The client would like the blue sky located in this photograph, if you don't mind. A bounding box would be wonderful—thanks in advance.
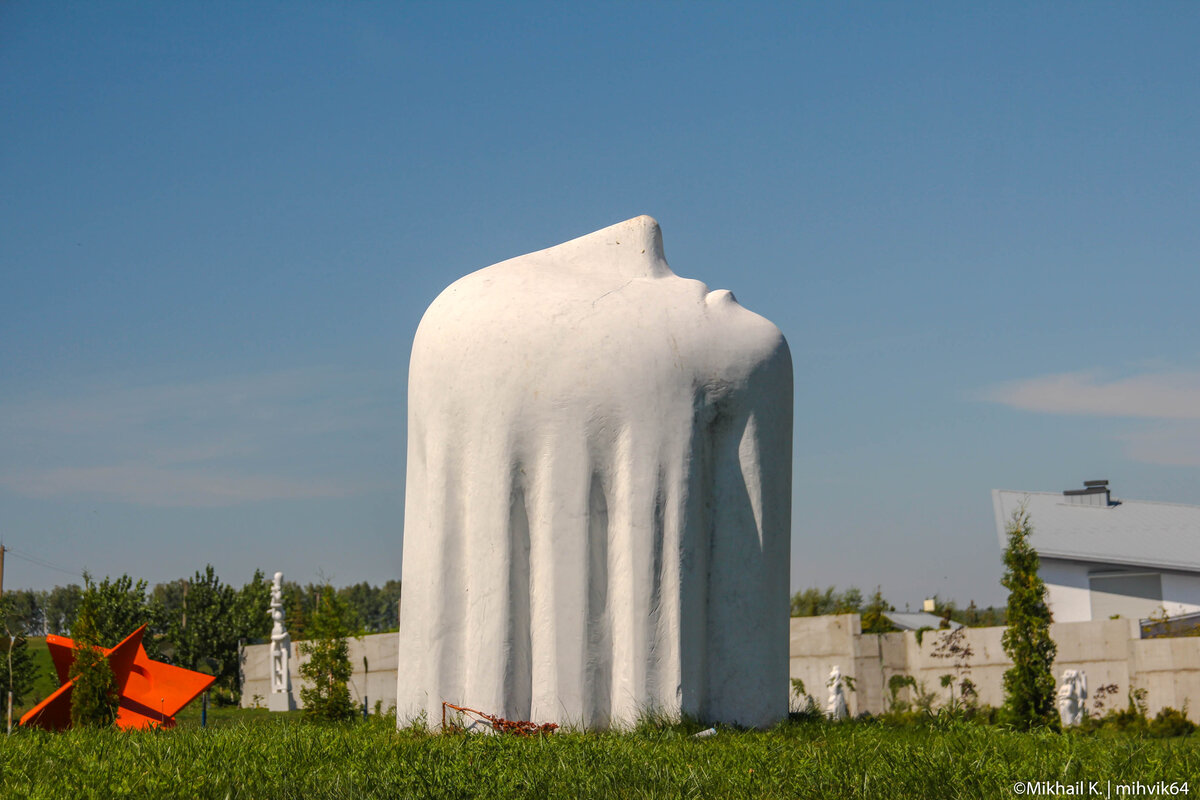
[2,3,1198,608]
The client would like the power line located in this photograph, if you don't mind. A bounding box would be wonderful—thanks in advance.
[3,546,82,578]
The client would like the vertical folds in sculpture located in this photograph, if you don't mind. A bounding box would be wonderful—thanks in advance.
[1057,669,1087,727]
[397,216,793,729]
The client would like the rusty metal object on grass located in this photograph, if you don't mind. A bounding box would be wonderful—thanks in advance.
[441,701,558,736]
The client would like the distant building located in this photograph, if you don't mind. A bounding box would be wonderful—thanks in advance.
[992,481,1200,623]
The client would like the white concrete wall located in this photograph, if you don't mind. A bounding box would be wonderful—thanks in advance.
[240,633,399,713]
[1043,560,1200,623]
[788,615,1200,720]
[1041,558,1092,622]
[786,613,864,715]
[242,616,1200,723]
[1160,570,1200,617]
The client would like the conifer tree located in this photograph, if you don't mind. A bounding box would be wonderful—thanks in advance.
[298,585,358,721]
[69,576,120,728]
[1000,507,1058,729]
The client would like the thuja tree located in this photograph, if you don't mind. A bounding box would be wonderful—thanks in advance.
[69,576,120,728]
[298,585,358,721]
[1000,507,1058,729]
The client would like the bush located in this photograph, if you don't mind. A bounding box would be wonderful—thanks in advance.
[211,685,240,708]
[1148,707,1195,739]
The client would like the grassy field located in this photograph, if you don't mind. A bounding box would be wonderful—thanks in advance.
[0,715,1196,799]
[18,638,58,717]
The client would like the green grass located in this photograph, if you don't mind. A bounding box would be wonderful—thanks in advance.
[18,638,58,716]
[172,703,305,729]
[0,717,1196,799]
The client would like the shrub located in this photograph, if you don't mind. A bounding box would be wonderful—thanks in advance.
[1148,706,1195,739]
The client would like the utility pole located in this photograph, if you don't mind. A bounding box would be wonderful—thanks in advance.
[1,542,8,734]
[6,635,13,736]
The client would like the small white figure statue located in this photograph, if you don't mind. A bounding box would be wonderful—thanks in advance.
[1057,669,1087,727]
[826,665,849,721]
[268,571,295,711]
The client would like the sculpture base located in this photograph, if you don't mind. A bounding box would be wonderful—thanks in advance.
[268,691,295,712]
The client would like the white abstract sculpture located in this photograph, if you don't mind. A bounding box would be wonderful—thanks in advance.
[396,216,792,730]
[825,666,849,720]
[1057,669,1087,727]
[268,571,295,712]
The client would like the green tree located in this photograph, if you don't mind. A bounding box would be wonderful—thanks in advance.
[157,567,273,702]
[379,579,402,631]
[926,595,1006,628]
[233,570,272,644]
[1000,507,1058,729]
[790,586,863,617]
[69,577,119,728]
[298,584,358,721]
[5,590,44,637]
[861,587,898,633]
[44,584,82,636]
[340,581,391,633]
[0,596,37,721]
[81,574,162,658]
[281,580,314,640]
[169,565,238,690]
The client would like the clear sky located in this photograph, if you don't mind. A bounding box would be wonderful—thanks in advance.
[3,3,1198,609]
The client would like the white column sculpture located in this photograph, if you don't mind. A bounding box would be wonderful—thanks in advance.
[1057,669,1087,727]
[396,215,793,730]
[268,571,295,712]
[826,665,849,721]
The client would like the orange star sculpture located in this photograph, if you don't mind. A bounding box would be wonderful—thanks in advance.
[20,625,215,730]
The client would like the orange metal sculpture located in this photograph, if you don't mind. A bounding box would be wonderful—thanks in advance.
[19,625,215,730]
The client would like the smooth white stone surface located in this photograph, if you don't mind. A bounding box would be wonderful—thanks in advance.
[826,665,848,720]
[1057,669,1087,727]
[396,216,792,729]
[269,570,295,711]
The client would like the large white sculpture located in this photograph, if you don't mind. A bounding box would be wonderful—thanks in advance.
[268,571,295,712]
[396,216,793,729]
[1057,669,1087,727]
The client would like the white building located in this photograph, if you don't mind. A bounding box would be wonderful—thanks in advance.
[992,481,1200,623]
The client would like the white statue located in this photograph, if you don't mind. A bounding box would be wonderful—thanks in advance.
[826,666,849,721]
[396,216,793,730]
[1057,669,1087,727]
[268,571,295,712]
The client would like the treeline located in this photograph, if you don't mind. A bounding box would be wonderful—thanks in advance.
[790,586,1006,631]
[5,573,402,641]
[2,568,401,704]
[277,579,402,640]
